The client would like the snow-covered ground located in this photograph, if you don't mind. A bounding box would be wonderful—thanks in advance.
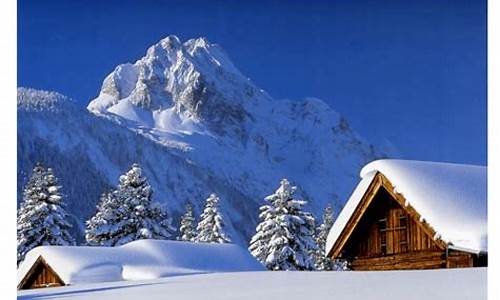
[18,268,486,300]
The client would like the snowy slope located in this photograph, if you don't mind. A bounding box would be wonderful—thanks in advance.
[18,36,389,244]
[17,268,486,300]
[18,88,259,244]
[18,240,263,285]
[326,160,487,254]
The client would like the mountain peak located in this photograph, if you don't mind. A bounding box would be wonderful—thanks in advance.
[160,35,182,49]
[88,35,269,136]
[185,36,209,50]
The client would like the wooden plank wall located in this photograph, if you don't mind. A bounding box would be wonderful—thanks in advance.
[352,251,446,270]
[351,250,473,271]
[352,197,440,259]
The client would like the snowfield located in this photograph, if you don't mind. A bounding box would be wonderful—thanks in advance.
[18,268,486,300]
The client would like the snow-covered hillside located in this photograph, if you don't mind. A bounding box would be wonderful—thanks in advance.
[18,35,389,244]
[17,268,486,300]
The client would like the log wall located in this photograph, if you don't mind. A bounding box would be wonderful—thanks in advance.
[351,250,473,271]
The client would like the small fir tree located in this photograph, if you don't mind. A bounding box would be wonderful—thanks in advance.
[249,178,317,271]
[17,163,75,264]
[314,204,336,270]
[177,202,197,242]
[84,191,121,246]
[85,163,175,246]
[194,194,231,243]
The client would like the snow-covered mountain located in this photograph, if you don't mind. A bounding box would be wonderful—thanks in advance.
[18,35,389,244]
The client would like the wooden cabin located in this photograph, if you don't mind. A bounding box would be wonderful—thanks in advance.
[326,159,487,271]
[17,256,65,289]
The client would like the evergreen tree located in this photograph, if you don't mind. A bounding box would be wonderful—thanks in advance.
[17,163,75,264]
[85,163,175,246]
[314,204,336,270]
[84,191,120,246]
[249,178,317,271]
[177,202,197,242]
[194,194,231,243]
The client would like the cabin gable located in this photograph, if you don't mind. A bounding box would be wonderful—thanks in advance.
[18,256,65,290]
[340,186,442,260]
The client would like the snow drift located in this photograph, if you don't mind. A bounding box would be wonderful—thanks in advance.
[17,239,264,286]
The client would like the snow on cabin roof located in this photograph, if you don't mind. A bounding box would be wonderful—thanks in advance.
[326,159,487,255]
[17,239,264,286]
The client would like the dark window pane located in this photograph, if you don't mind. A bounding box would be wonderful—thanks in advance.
[379,218,387,229]
[400,230,407,242]
[399,215,407,227]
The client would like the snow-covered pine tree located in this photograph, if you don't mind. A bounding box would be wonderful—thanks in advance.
[17,163,75,264]
[314,204,336,270]
[177,202,197,242]
[85,191,120,246]
[85,163,175,246]
[249,178,317,271]
[194,194,231,243]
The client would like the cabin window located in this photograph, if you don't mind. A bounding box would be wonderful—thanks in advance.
[399,215,408,252]
[378,214,409,255]
[379,218,387,255]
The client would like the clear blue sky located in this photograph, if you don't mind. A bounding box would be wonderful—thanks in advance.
[18,0,487,165]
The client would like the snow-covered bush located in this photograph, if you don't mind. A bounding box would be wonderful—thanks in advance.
[331,259,350,271]
[177,202,197,241]
[249,178,317,270]
[194,194,231,243]
[17,163,75,264]
[85,163,175,246]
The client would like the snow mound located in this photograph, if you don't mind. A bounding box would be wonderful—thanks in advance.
[326,159,487,254]
[17,239,264,286]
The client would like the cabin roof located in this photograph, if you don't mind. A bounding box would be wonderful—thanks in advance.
[17,239,263,286]
[326,159,487,255]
